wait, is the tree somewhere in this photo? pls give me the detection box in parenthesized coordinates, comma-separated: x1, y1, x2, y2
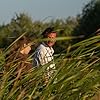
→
(73, 0, 100, 40)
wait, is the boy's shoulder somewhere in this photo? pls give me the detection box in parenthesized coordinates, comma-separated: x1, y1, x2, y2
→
(37, 43, 47, 51)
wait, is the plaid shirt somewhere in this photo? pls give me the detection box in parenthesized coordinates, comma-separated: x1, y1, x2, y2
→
(33, 42, 54, 67)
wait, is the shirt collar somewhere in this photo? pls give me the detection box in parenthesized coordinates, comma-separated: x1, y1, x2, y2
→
(42, 42, 53, 50)
(42, 42, 49, 47)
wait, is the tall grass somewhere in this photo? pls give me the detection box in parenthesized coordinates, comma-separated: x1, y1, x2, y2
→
(0, 35, 100, 100)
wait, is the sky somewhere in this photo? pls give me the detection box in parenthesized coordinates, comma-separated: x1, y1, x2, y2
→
(0, 0, 91, 24)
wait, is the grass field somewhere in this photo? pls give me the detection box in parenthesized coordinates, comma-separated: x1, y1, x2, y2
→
(0, 35, 100, 100)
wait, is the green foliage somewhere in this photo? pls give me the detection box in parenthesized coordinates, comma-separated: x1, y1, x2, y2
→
(73, 0, 100, 40)
(0, 49, 5, 71)
(0, 35, 100, 100)
(1, 1, 100, 98)
(0, 13, 78, 53)
(54, 17, 78, 53)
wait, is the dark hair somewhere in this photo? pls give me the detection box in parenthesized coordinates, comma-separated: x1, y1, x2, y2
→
(42, 27, 55, 37)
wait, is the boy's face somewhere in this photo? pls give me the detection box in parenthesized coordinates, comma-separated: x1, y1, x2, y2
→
(46, 32, 57, 47)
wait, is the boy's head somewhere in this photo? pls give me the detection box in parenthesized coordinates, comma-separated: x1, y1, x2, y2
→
(42, 27, 57, 47)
